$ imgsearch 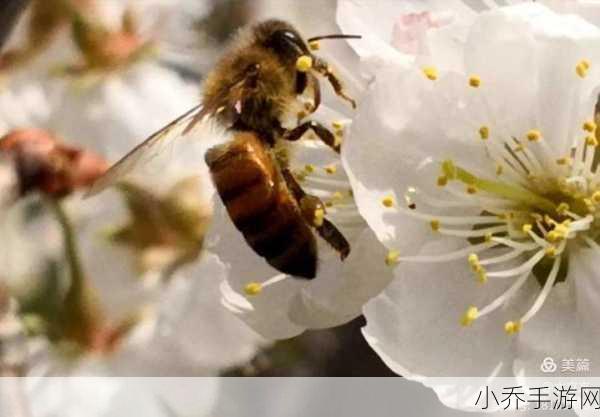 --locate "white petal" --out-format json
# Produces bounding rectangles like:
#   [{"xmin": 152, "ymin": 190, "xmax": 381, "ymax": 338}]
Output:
[
  {"xmin": 288, "ymin": 228, "xmax": 393, "ymax": 328},
  {"xmin": 362, "ymin": 239, "xmax": 538, "ymax": 379}
]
